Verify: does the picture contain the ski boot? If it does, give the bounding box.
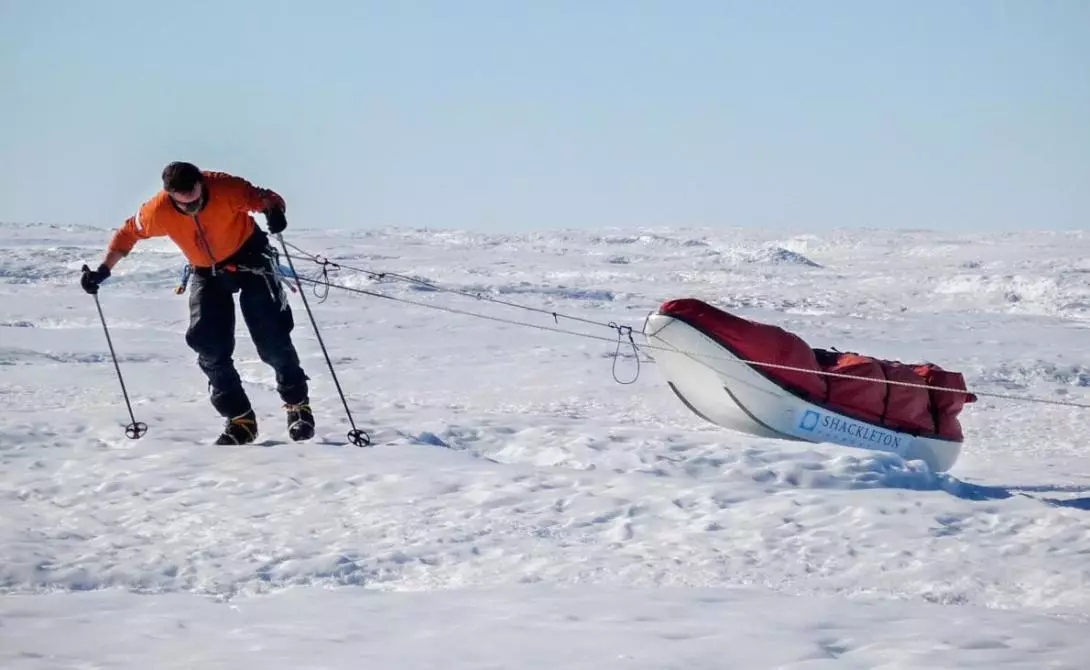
[215,410,258,445]
[285,401,315,442]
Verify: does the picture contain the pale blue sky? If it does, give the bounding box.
[2,1,1088,232]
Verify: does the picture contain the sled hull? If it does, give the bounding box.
[642,313,963,473]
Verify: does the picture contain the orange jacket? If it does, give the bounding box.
[109,171,286,268]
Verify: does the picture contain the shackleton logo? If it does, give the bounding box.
[797,409,904,452]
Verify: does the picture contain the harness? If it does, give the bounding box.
[174,245,293,310]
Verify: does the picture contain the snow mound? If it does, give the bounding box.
[932,272,1089,319]
[745,246,823,268]
[977,361,1090,389]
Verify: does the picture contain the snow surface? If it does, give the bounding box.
[2,221,1089,668]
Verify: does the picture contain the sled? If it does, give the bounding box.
[642,299,976,472]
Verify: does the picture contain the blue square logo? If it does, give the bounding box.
[799,410,820,431]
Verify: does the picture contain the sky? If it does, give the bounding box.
[2,0,1088,234]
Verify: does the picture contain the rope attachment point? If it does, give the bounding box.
[609,322,641,384]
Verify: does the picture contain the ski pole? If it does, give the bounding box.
[274,237,371,447]
[84,265,147,440]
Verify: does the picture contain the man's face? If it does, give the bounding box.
[169,182,204,214]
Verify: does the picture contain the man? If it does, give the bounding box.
[80,161,314,445]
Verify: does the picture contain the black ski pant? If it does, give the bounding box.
[185,267,309,418]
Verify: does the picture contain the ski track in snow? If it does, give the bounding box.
[2,222,1090,668]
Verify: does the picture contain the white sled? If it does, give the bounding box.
[642,312,963,473]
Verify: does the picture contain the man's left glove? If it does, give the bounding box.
[265,207,287,235]
[80,263,111,294]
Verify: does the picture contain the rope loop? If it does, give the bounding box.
[313,255,333,303]
[609,321,641,384]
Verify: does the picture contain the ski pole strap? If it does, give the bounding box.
[174,264,193,294]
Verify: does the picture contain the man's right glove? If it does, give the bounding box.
[265,207,287,235]
[80,263,111,294]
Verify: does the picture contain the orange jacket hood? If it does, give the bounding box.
[109,171,286,268]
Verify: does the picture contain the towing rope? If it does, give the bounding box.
[246,242,1090,411]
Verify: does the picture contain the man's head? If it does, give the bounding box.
[162,161,205,213]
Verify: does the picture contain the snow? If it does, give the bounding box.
[2,221,1089,668]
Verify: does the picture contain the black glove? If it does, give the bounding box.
[80,263,111,294]
[265,207,287,235]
